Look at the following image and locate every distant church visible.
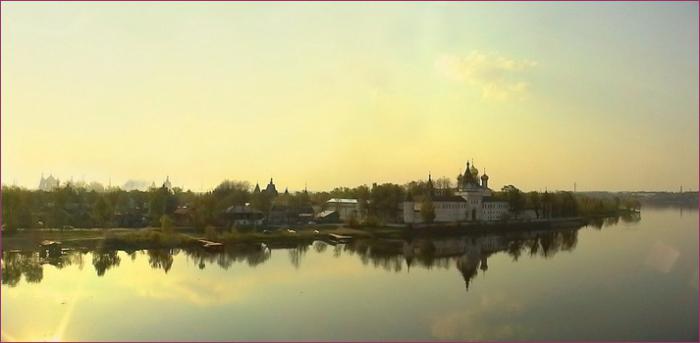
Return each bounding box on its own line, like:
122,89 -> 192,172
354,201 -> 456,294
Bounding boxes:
403,160 -> 509,223
38,173 -> 60,191
253,178 -> 279,196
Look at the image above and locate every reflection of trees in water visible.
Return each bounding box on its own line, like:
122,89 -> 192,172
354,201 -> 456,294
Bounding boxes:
588,213 -> 641,229
345,239 -> 411,272
288,244 -> 309,269
313,241 -> 327,253
620,212 -> 641,224
2,226 -> 588,287
148,249 -> 175,273
2,252 -> 42,286
2,250 -> 89,286
92,251 -> 121,277
506,229 -> 578,260
343,228 -> 582,293
181,244 -> 271,271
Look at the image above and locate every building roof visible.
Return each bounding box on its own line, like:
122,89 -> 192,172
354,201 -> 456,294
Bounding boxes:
265,178 -> 278,194
174,206 -> 191,215
225,205 -> 263,214
316,210 -> 338,218
326,198 -> 358,204
432,195 -> 468,202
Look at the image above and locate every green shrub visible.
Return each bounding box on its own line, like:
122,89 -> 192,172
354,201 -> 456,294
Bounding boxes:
204,226 -> 218,240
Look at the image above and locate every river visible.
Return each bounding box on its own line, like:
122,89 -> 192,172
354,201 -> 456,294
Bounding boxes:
1,206 -> 697,341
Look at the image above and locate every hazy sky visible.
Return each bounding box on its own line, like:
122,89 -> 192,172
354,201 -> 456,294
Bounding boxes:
1,2 -> 697,192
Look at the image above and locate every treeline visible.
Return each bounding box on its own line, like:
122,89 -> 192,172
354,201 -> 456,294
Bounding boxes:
492,185 -> 641,219
0,181 -> 406,230
1,179 -> 641,231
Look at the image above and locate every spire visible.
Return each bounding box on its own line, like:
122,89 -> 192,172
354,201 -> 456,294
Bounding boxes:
265,178 -> 278,195
427,172 -> 435,197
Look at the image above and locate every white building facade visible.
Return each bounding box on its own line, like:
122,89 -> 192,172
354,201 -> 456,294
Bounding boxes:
325,198 -> 361,221
402,162 -> 510,224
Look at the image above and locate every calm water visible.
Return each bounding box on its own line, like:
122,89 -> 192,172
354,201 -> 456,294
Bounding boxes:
2,207 -> 698,341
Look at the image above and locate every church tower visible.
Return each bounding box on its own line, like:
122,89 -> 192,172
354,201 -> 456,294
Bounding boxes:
426,172 -> 435,198
481,170 -> 489,189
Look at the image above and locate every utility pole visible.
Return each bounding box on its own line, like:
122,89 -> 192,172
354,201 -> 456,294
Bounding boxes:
574,182 -> 577,193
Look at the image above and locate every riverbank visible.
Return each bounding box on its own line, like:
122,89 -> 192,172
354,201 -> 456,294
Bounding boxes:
0,215 -> 601,252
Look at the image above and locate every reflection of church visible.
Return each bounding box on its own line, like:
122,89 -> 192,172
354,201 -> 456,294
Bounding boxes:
456,248 -> 489,292
401,235 -> 504,291
402,161 -> 510,223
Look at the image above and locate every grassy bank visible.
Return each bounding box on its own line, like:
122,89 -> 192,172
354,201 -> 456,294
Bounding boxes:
2,212 -> 624,252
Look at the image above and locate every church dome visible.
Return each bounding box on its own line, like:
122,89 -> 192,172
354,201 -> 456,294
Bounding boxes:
470,165 -> 479,176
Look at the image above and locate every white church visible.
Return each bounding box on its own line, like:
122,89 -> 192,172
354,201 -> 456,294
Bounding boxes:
402,161 -> 510,224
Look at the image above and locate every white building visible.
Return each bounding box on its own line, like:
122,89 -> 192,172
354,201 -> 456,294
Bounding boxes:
402,162 -> 510,224
482,200 -> 510,221
38,173 -> 60,191
325,198 -> 361,221
403,195 -> 469,223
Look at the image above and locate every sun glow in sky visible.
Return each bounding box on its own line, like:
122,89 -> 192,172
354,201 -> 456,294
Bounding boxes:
1,2 -> 697,192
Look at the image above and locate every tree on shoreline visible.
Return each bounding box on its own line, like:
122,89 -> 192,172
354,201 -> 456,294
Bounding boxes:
420,198 -> 436,224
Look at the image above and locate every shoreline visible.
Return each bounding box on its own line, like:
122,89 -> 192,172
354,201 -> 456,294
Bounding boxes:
0,215 -> 620,253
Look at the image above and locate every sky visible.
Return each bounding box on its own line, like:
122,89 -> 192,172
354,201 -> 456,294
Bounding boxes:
1,2 -> 698,192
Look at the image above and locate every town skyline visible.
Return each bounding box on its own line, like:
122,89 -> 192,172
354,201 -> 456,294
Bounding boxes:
19,163 -> 697,194
2,2 -> 698,192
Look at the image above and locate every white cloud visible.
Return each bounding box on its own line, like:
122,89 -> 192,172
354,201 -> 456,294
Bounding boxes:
435,51 -> 537,101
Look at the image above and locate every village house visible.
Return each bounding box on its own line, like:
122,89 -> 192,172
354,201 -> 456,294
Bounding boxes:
324,198 -> 361,222
223,205 -> 264,227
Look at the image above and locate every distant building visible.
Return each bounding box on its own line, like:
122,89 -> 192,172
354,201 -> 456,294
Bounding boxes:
162,176 -> 172,190
122,180 -> 151,191
267,203 -> 315,225
403,195 -> 469,223
325,198 -> 361,221
173,205 -> 194,226
223,205 -> 264,226
38,173 -> 60,191
315,210 -> 340,223
264,178 -> 278,196
402,161 -> 509,224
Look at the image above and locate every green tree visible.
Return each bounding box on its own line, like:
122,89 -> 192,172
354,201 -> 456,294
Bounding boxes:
148,186 -> 176,226
92,196 -> 113,228
420,198 -> 436,223
501,185 -> 525,215
527,192 -> 542,218
369,183 -> 406,222
160,214 -> 174,234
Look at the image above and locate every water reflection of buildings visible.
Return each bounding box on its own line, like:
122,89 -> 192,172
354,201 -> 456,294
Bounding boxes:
2,228 -> 581,290
359,228 -> 580,292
